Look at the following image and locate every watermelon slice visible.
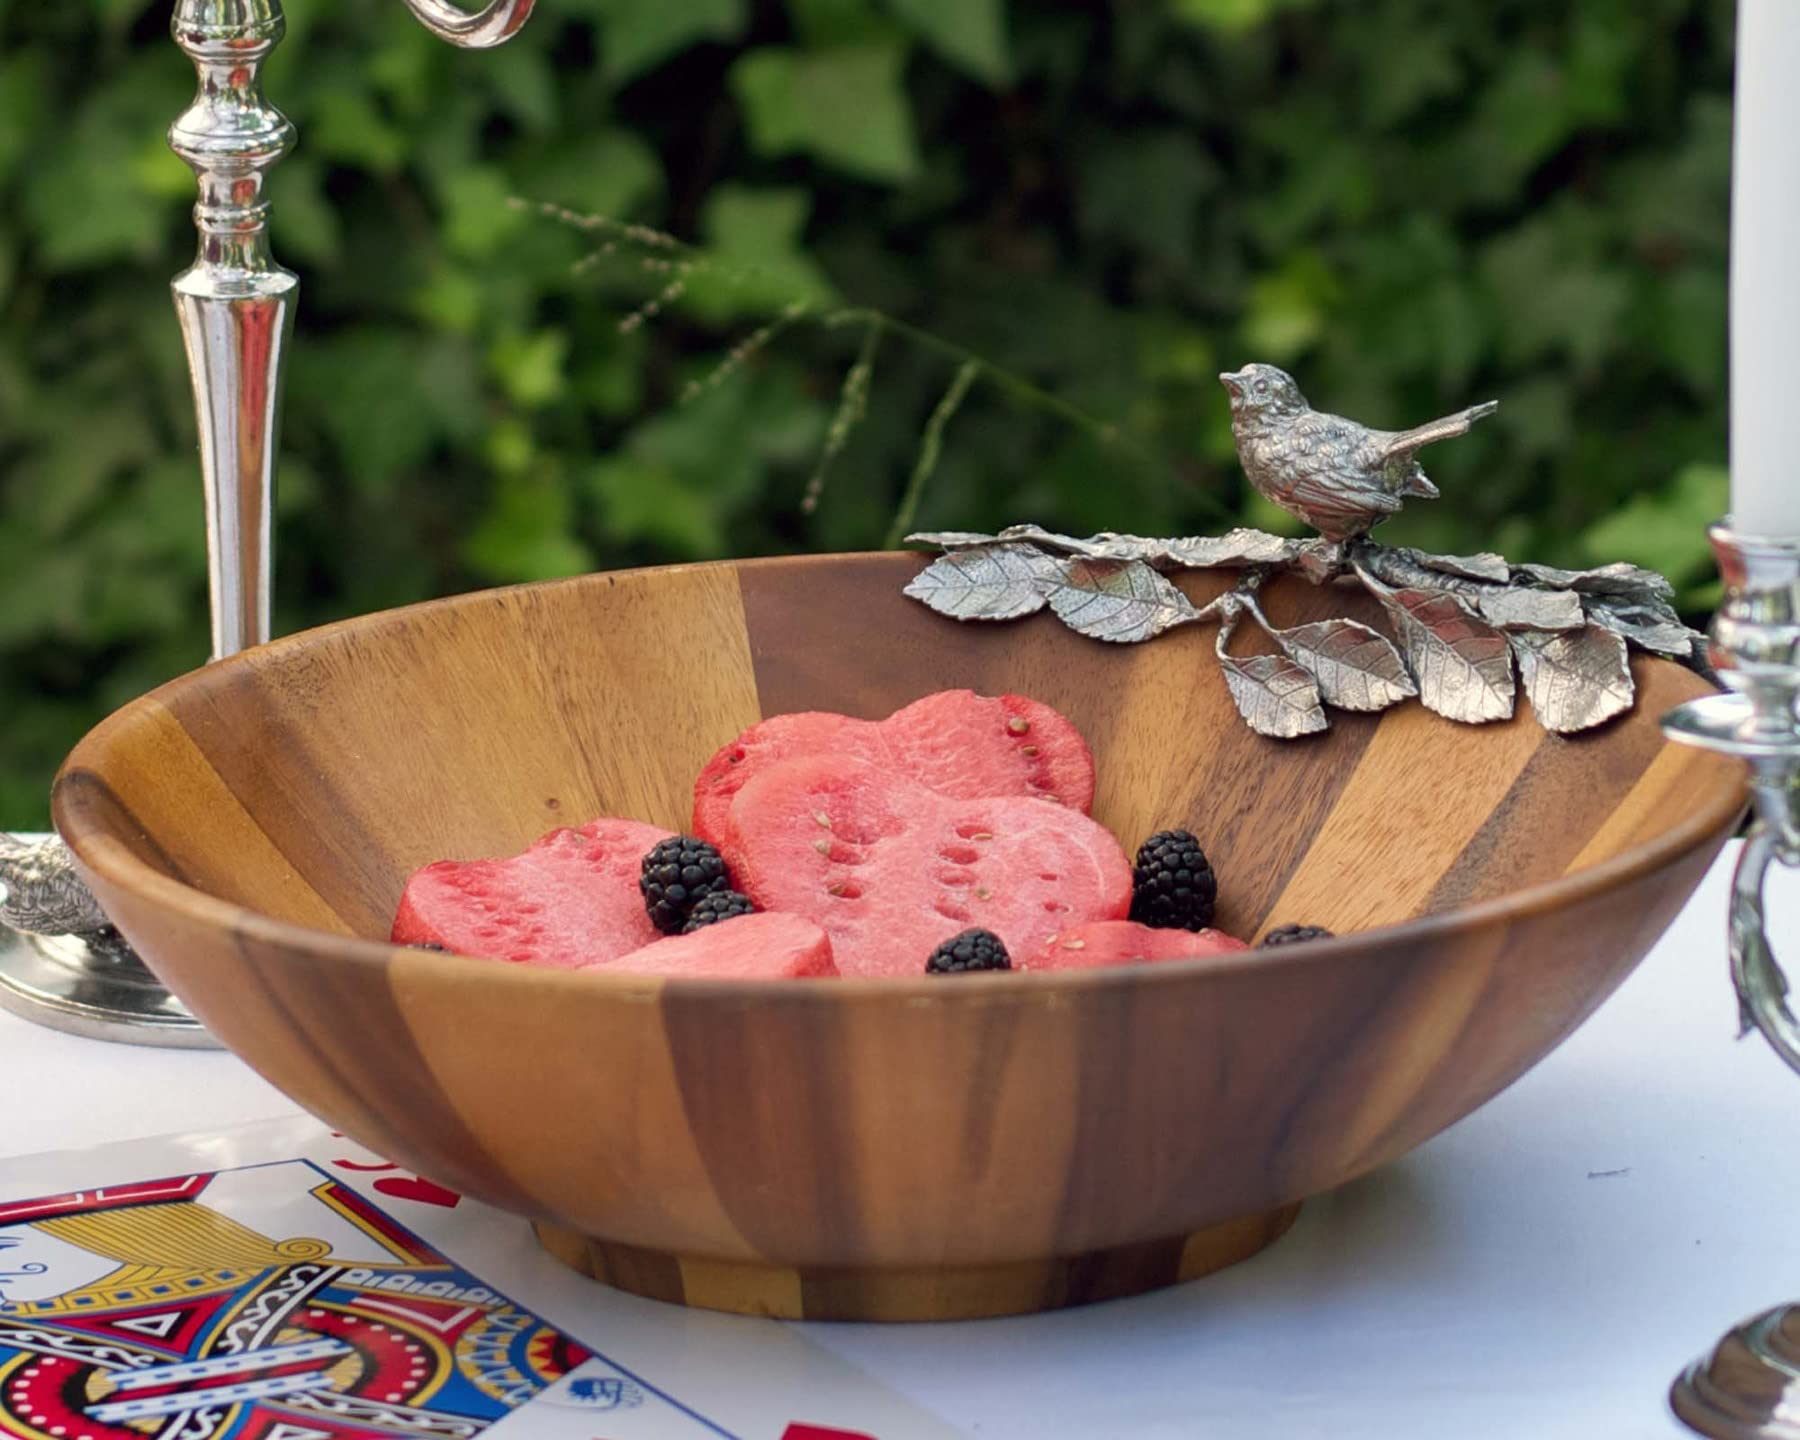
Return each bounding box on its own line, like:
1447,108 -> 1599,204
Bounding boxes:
692,690 -> 1096,847
583,912 -> 838,980
392,817 -> 672,968
1030,920 -> 1250,972
726,757 -> 1131,978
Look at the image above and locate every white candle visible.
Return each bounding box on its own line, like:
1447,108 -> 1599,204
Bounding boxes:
1731,0 -> 1800,536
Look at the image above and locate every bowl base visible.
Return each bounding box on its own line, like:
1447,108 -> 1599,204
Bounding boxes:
533,1204 -> 1301,1322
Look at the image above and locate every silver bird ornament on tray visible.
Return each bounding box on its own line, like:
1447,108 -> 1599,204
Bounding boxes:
903,361 -> 1704,741
1220,363 -> 1498,542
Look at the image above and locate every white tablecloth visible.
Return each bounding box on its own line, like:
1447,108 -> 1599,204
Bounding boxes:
4,843 -> 1797,1439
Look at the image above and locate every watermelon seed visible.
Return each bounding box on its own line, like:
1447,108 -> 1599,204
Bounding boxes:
1008,717 -> 1031,735
1021,745 -> 1040,757
813,838 -> 832,855
975,886 -> 993,900
972,831 -> 993,841
828,881 -> 863,899
1063,938 -> 1087,950
813,811 -> 832,828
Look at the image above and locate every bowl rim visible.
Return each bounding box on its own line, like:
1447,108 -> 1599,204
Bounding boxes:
53,551 -> 1747,1005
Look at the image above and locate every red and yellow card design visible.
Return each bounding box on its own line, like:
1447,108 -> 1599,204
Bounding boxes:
0,1139 -> 934,1440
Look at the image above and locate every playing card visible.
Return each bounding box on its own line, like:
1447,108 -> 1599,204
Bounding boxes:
0,1119 -> 961,1440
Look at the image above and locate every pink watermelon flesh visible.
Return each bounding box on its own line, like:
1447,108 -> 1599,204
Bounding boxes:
725,757 -> 1131,978
582,912 -> 838,980
1031,920 -> 1251,972
392,817 -> 672,968
691,690 -> 1096,848
692,711 -> 859,846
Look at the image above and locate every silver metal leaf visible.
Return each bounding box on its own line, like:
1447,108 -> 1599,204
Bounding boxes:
912,525 -> 1117,559
1584,596 -> 1705,658
1216,627 -> 1328,737
1273,618 -> 1416,712
905,530 -> 1007,551
1353,544 -> 1495,597
1421,550 -> 1512,583
909,526 -> 1303,571
1473,587 -> 1585,632
903,543 -> 1056,621
1016,524 -> 1303,570
1359,570 -> 1516,724
1513,560 -> 1675,601
1511,625 -> 1635,734
1150,529 -> 1307,569
999,525 -> 1142,558
1042,557 -> 1201,643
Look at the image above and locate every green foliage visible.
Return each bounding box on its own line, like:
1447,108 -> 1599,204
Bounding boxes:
0,0 -> 1733,825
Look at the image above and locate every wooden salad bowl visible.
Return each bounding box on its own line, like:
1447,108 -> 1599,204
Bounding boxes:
54,553 -> 1743,1321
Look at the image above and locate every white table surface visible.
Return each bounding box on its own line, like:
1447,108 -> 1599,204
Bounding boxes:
3,842 -> 1798,1440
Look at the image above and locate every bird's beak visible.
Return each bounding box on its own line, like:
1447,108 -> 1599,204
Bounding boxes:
1219,370 -> 1244,397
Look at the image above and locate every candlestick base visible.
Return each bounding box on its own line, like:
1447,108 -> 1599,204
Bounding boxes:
1671,1305 -> 1800,1440
0,924 -> 217,1048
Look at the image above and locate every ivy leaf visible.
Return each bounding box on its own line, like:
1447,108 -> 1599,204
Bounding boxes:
464,471 -> 595,583
1171,0 -> 1316,35
1243,252 -> 1339,361
1077,129 -> 1215,266
440,166 -> 526,262
595,0 -> 747,84
788,0 -> 905,46
490,330 -> 569,409
904,544 -> 1054,620
885,0 -> 1009,85
682,185 -> 839,323
481,41 -> 559,132
516,130 -> 665,222
731,45 -> 920,183
1580,462 -> 1725,590
1042,557 -> 1200,643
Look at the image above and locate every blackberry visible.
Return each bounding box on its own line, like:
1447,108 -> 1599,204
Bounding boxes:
926,928 -> 1012,975
1259,923 -> 1335,948
682,890 -> 757,932
1129,829 -> 1217,931
640,835 -> 732,933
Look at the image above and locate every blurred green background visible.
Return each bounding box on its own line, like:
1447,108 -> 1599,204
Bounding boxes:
0,0 -> 1733,825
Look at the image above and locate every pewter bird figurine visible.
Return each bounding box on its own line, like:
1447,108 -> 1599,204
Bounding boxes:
0,834 -> 111,937
1220,363 -> 1498,542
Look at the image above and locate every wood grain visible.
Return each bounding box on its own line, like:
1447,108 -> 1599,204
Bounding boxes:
53,552 -> 1745,1320
531,1204 -> 1302,1321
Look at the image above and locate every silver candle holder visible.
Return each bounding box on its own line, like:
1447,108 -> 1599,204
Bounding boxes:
0,0 -> 537,1046
1665,522 -> 1800,1438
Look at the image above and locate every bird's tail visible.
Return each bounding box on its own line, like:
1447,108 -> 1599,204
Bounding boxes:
1383,399 -> 1499,461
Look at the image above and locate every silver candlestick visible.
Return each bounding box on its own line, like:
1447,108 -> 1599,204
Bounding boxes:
1665,522 -> 1800,1439
0,0 -> 537,1047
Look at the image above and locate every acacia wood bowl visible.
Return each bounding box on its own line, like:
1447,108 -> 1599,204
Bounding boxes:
54,553 -> 1742,1321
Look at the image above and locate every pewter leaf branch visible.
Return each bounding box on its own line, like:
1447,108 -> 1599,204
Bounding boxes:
901,526 -> 1704,739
